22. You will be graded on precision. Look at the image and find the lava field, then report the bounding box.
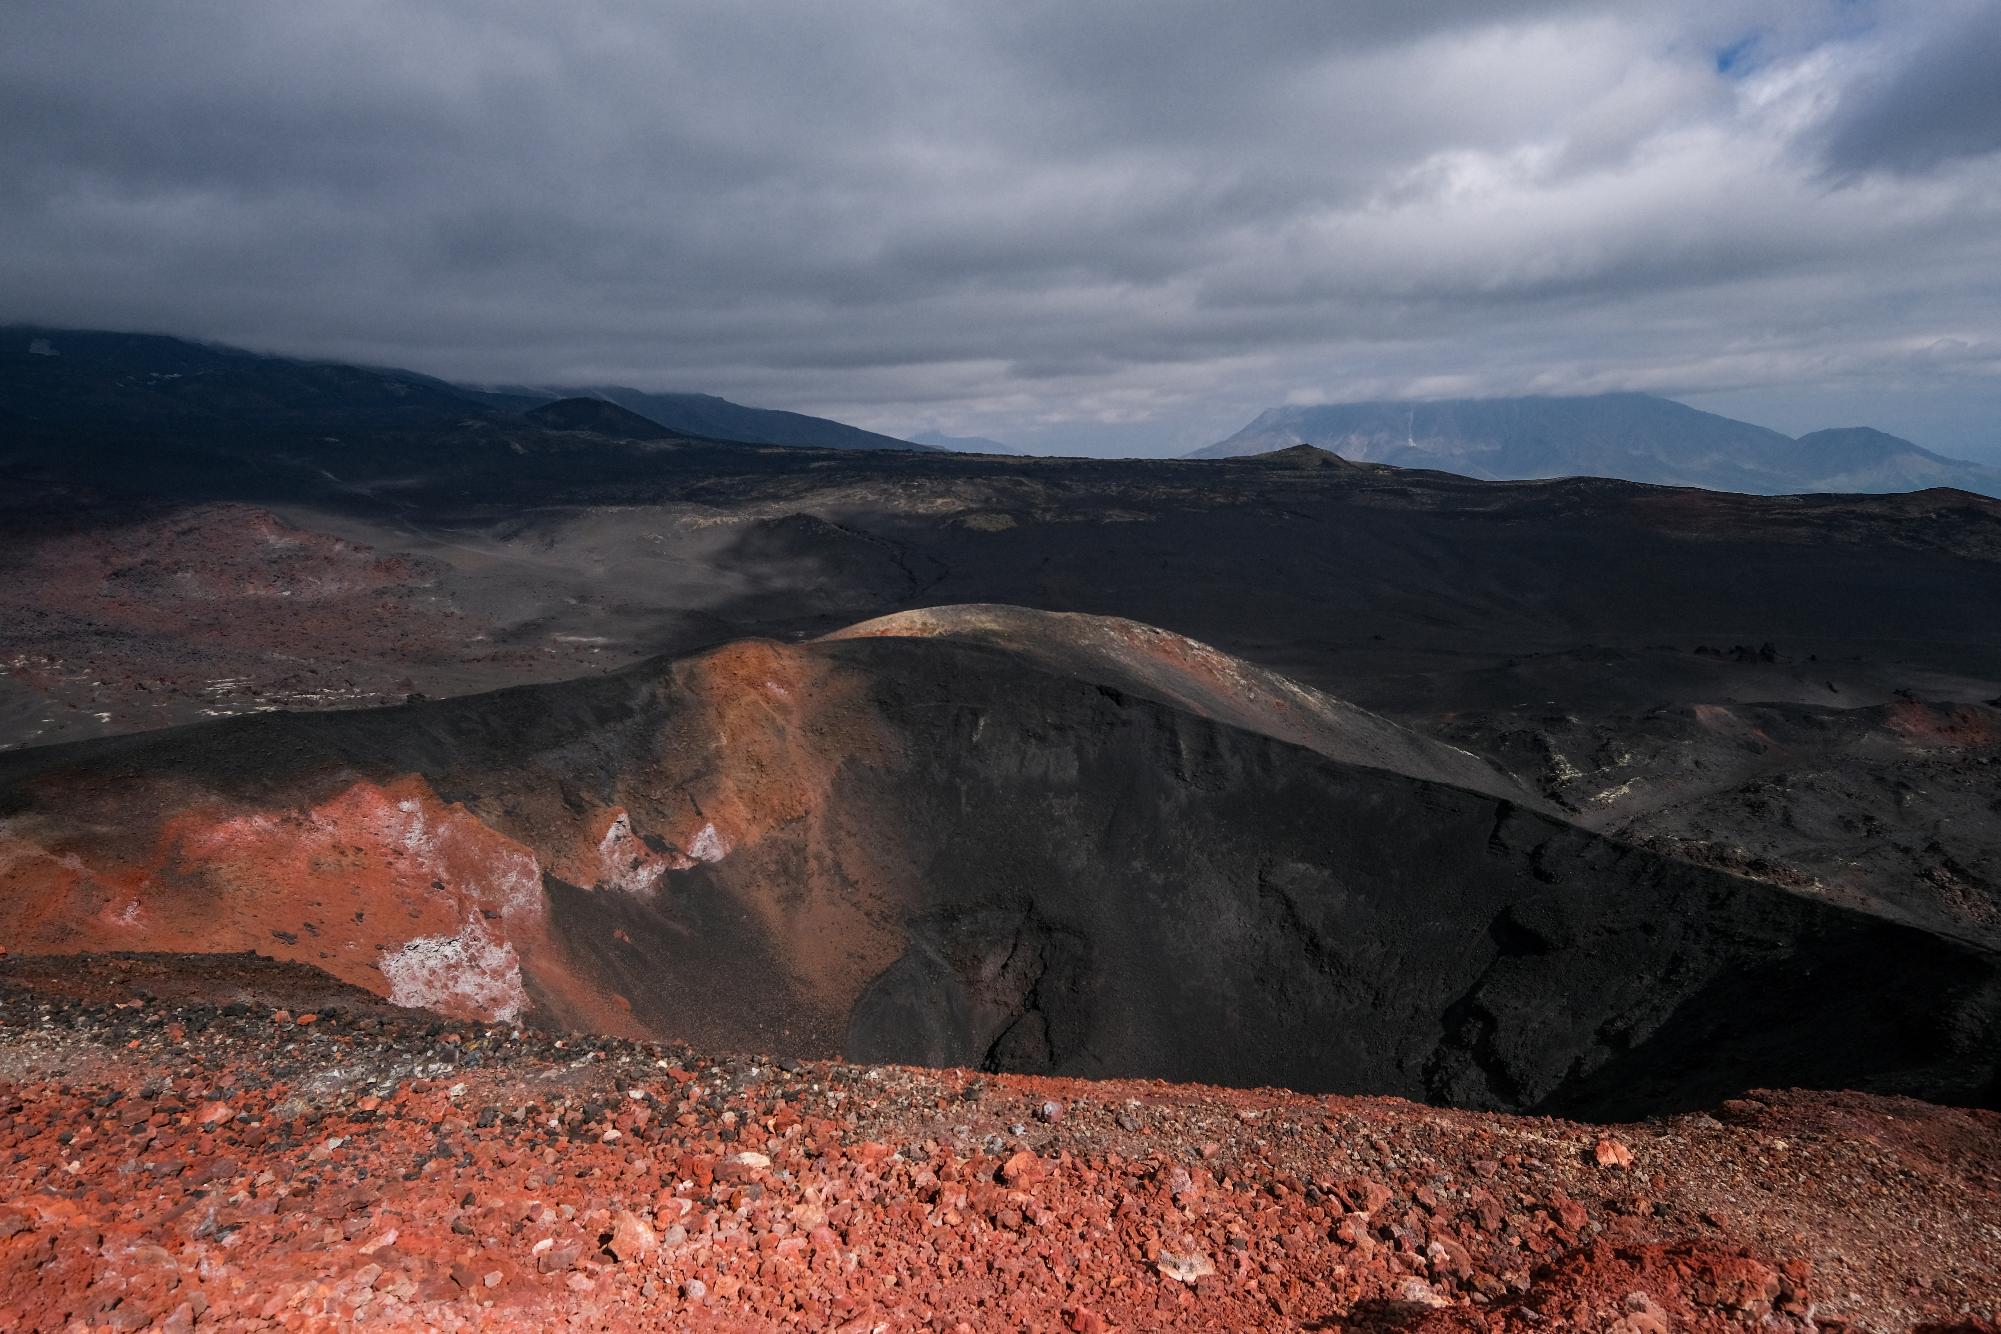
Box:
[3,386,2001,1328]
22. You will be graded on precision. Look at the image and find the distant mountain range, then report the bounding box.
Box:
[12,329,1999,497]
[1190,392,2001,498]
[512,385,927,452]
[1,325,524,436]
[909,431,1028,455]
[2,326,931,455]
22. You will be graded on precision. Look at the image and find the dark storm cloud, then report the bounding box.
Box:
[1820,3,2001,175]
[2,2,1999,457]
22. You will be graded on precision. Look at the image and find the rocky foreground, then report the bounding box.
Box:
[0,955,1995,1332]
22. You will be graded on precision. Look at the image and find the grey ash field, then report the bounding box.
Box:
[2,332,2001,1328]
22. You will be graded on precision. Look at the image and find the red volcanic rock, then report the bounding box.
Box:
[533,1239,584,1275]
[1343,1176,1393,1215]
[1418,1242,1817,1333]
[1000,1149,1043,1186]
[0,950,1998,1330]
[0,504,481,744]
[1550,1192,1590,1233]
[1593,1136,1636,1169]
[0,776,552,1021]
[1690,1253,1784,1314]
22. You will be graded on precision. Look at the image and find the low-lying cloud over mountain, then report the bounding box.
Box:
[1192,393,2001,497]
[3,4,2000,457]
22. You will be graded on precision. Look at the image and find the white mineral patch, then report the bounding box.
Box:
[686,822,729,863]
[379,921,528,1023]
[597,810,676,891]
[484,845,546,919]
[373,792,543,921]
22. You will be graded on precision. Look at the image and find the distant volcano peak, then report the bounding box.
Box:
[1235,442,1353,468]
[1190,392,2001,497]
[524,396,675,440]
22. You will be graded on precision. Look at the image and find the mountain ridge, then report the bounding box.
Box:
[1191,391,2001,497]
[549,385,930,452]
[1,324,931,456]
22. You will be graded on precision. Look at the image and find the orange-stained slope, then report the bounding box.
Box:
[0,776,555,1023]
[0,635,909,1035]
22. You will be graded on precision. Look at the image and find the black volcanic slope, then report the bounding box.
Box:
[573,386,931,452]
[1,611,1995,1120]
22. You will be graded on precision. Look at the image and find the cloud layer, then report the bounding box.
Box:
[4,1,1999,455]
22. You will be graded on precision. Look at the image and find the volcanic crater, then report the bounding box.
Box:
[4,606,1995,1126]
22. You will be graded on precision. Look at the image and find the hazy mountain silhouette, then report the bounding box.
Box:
[911,430,1028,455]
[1191,392,2001,497]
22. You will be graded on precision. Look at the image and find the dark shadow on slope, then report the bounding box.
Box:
[1532,928,2001,1120]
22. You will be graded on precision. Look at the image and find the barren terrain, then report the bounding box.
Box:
[5,345,2001,1328]
[1,953,1995,1331]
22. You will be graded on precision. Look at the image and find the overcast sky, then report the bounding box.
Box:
[5,2,2000,457]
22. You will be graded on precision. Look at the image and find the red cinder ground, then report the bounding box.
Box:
[0,954,1994,1332]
